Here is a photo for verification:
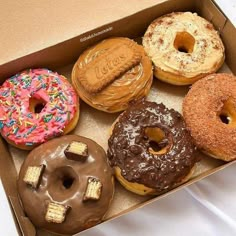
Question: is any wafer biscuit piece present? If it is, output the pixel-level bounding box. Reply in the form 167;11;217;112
64;141;88;161
83;177;102;201
23;165;45;189
45;202;70;223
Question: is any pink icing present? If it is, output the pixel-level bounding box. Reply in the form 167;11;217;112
0;68;78;147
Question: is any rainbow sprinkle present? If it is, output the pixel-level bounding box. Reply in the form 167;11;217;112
0;68;78;146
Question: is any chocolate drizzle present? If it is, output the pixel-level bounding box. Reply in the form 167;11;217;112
108;99;199;193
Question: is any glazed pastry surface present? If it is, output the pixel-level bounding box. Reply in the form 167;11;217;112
18;135;114;235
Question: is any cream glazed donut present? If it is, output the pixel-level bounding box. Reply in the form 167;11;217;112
0;68;79;150
143;12;225;85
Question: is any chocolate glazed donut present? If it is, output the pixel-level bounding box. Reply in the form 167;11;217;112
18;135;114;235
108;99;199;195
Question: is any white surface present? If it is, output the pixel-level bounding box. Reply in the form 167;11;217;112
215;0;236;26
1;1;236;236
0;180;18;236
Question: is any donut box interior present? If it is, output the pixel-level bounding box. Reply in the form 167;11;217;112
0;0;236;235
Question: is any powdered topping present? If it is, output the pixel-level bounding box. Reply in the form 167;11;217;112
0;68;78;146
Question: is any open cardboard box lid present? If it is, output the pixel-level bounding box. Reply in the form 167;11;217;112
2;0;235;79
0;0;161;73
0;0;236;235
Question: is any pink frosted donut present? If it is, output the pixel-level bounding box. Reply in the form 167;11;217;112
0;68;79;150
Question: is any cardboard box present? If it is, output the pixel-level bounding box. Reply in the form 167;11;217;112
0;0;235;235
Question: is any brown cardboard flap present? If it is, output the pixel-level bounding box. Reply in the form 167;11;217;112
0;0;195;81
0;0;165;67
0;138;18;195
196;0;227;32
221;20;236;75
9;196;36;236
0;0;233;81
196;0;235;75
0;137;36;236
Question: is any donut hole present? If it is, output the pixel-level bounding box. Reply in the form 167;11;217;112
145;127;169;155
62;176;75;189
29;97;46;113
219;98;236;126
59;171;76;190
219;114;230;124
34;103;45;113
177;46;188;53
48;166;78;197
149;141;163;152
174;31;195;53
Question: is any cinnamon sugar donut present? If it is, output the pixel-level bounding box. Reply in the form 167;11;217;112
143;12;225;85
183;73;236;161
72;37;153;113
108;99;199;195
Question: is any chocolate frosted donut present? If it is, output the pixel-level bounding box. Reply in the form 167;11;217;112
108;99;198;195
183;73;236;161
18;135;114;235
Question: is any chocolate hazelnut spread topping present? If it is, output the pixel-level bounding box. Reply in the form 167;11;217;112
18;135;114;235
108;100;199;192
